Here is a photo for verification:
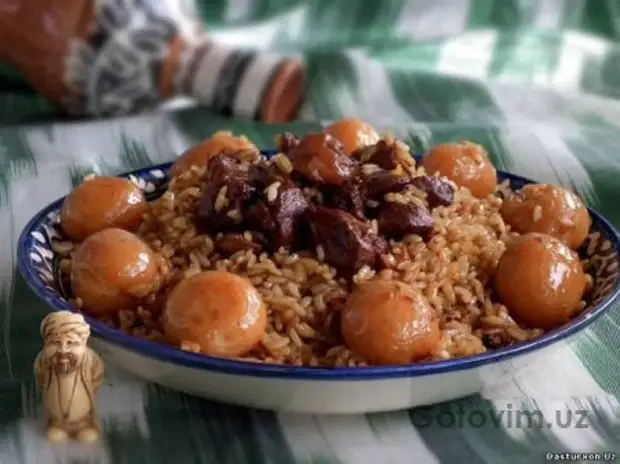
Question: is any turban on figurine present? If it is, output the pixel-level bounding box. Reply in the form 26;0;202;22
40;311;90;341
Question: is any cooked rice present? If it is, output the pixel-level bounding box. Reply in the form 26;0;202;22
265;181;281;203
361;164;382;176
57;143;592;368
273;153;294;175
214;186;228;212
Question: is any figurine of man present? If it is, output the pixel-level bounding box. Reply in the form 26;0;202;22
34;311;104;443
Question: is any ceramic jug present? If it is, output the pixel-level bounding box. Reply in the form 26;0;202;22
0;0;304;122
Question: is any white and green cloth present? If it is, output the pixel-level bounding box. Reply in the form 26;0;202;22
2;1;620;462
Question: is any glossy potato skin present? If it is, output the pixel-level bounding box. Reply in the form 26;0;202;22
501;184;591;249
341;280;440;365
71;228;161;317
324;119;380;156
494;233;587;330
60;176;147;242
421;141;497;198
163;271;267;357
170;132;257;177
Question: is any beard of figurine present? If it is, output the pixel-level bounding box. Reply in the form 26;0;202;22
52;352;79;375
45;328;87;376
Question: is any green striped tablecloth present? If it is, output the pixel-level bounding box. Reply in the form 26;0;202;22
2;1;620;462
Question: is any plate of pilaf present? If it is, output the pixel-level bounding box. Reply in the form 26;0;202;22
17;119;620;413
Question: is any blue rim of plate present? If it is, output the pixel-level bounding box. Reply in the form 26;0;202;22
16;152;620;380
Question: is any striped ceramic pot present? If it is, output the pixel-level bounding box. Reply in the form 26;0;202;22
0;0;304;122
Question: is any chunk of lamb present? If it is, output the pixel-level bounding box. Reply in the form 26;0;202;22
196;155;255;232
308;206;387;278
364;171;412;198
377;202;434;240
245;180;310;249
247;163;272;190
356;138;415;170
321;176;367;220
480;328;516;349
410;175;455;208
287;133;359;186
359;139;400;170
215;232;267;256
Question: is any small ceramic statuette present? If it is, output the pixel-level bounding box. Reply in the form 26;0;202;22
34;311;105;443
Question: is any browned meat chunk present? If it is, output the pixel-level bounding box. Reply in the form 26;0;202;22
210;154;246;178
245;180;310;249
410;175;455;208
197;155;255;232
277;132;301;153
308;207;387;277
215;232;266;256
365;171;411;198
480;328;515;350
269;181;311;247
377;203;434;239
322;176;367;220
364;140;400;170
287;133;359;186
247;163;272;189
244;201;274;233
